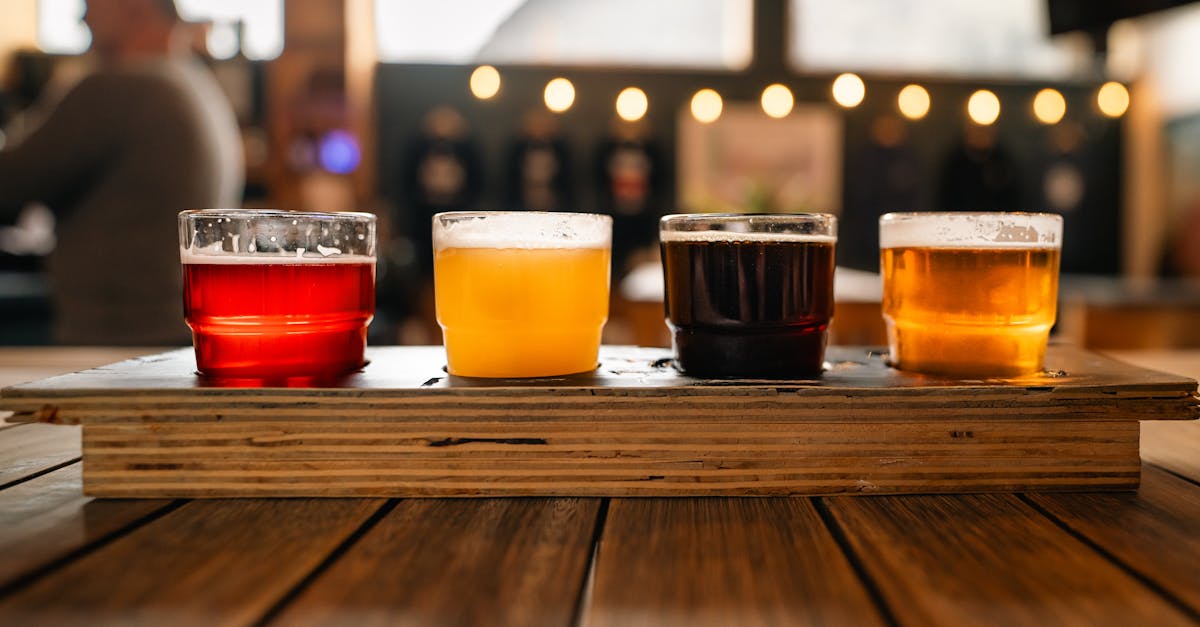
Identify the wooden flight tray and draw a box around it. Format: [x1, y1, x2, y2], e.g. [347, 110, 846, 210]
[1, 345, 1196, 498]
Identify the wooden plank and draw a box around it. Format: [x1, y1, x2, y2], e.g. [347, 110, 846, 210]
[0, 424, 79, 487]
[1, 346, 1195, 425]
[0, 498, 382, 626]
[1, 346, 1189, 498]
[74, 419, 1139, 497]
[1101, 350, 1200, 380]
[8, 392, 1192, 425]
[1107, 350, 1200, 483]
[1027, 466, 1200, 614]
[0, 347, 153, 388]
[270, 498, 599, 627]
[582, 498, 886, 627]
[0, 463, 171, 588]
[824, 493, 1196, 626]
[0, 348, 152, 426]
[1142, 420, 1200, 483]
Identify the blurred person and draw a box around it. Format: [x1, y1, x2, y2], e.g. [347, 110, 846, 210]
[0, 0, 243, 345]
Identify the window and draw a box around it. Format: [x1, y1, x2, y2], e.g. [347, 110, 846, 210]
[36, 0, 284, 60]
[789, 0, 1090, 78]
[376, 0, 753, 70]
[176, 0, 283, 61]
[38, 0, 89, 54]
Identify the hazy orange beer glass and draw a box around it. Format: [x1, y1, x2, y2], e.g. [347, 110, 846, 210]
[880, 212, 1063, 377]
[433, 211, 612, 378]
[179, 210, 376, 380]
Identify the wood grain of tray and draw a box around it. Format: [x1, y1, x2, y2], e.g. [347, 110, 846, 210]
[1, 345, 1195, 497]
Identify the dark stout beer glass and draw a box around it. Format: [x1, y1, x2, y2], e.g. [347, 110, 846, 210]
[660, 214, 837, 378]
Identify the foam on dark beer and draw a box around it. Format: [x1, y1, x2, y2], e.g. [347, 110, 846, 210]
[659, 230, 837, 244]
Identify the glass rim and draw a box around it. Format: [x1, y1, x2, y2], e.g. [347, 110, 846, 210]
[661, 212, 836, 224]
[434, 210, 612, 223]
[879, 211, 1061, 223]
[660, 213, 837, 242]
[179, 209, 377, 222]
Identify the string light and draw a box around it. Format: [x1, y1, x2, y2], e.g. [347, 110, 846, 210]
[616, 87, 648, 122]
[761, 83, 794, 118]
[831, 73, 865, 108]
[469, 65, 501, 100]
[1033, 88, 1066, 124]
[967, 90, 1001, 125]
[544, 77, 575, 113]
[897, 84, 930, 120]
[1097, 82, 1130, 118]
[691, 89, 723, 124]
[696, 88, 720, 122]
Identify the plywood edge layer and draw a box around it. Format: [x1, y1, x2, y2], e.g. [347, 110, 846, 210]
[75, 417, 1141, 497]
[80, 476, 1142, 498]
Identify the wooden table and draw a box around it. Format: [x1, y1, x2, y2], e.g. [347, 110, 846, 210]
[1, 348, 1198, 626]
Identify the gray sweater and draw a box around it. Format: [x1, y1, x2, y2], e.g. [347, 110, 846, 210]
[0, 57, 243, 345]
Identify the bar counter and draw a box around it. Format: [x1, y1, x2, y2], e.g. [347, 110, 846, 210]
[0, 347, 1198, 626]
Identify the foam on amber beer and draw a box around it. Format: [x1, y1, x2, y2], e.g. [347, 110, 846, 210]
[879, 212, 1062, 377]
[433, 212, 611, 378]
[181, 249, 376, 379]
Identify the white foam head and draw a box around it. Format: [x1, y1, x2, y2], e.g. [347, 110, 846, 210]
[879, 212, 1062, 249]
[433, 212, 612, 250]
[659, 213, 837, 244]
[659, 230, 836, 244]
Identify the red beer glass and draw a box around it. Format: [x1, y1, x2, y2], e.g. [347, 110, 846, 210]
[178, 210, 377, 380]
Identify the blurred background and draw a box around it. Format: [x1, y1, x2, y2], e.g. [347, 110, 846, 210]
[2, 0, 1199, 349]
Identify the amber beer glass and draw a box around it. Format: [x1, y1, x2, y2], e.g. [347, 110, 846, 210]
[880, 212, 1063, 377]
[660, 214, 837, 378]
[179, 210, 376, 380]
[433, 211, 612, 378]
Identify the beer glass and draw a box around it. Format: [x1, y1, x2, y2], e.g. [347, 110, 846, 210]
[660, 214, 837, 378]
[879, 212, 1063, 377]
[433, 211, 612, 378]
[179, 209, 377, 380]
